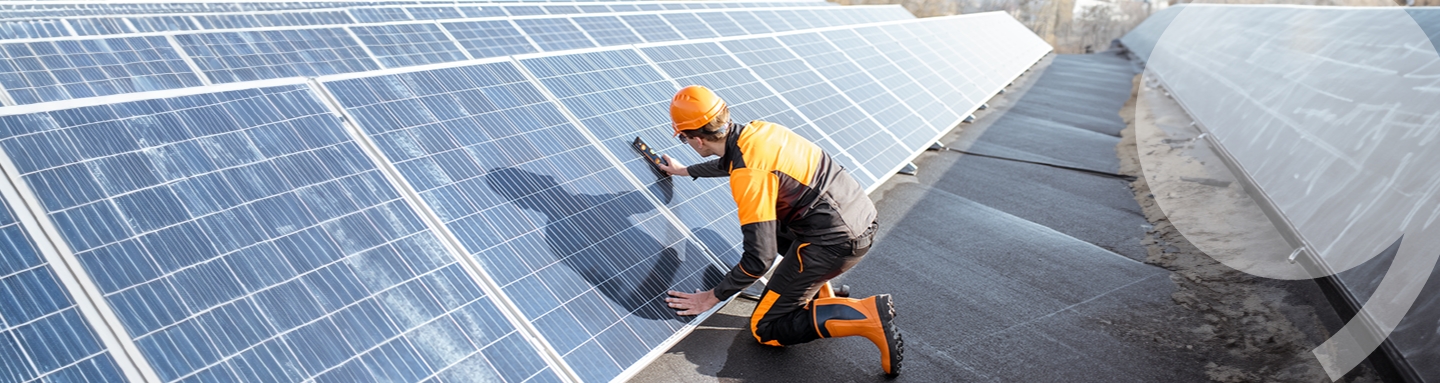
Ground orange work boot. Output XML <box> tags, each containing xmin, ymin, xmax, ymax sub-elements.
<box><xmin>813</xmin><ymin>295</ymin><xmax>903</xmax><ymax>376</ymax></box>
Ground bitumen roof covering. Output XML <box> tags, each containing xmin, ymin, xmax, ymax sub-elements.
<box><xmin>627</xmin><ymin>51</ymin><xmax>1242</xmax><ymax>382</ymax></box>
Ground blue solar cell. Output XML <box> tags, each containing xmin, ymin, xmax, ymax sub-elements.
<box><xmin>578</xmin><ymin>5</ymin><xmax>611</xmax><ymax>13</ymax></box>
<box><xmin>442</xmin><ymin>20</ymin><xmax>538</xmax><ymax>59</ymax></box>
<box><xmin>661</xmin><ymin>13</ymin><xmax>718</xmax><ymax>40</ymax></box>
<box><xmin>176</xmin><ymin>28</ymin><xmax>379</xmax><ymax>84</ymax></box>
<box><xmin>772</xmin><ymin>10</ymin><xmax>814</xmax><ymax>30</ymax></box>
<box><xmin>127</xmin><ymin>16</ymin><xmax>199</xmax><ymax>33</ymax></box>
<box><xmin>723</xmin><ymin>37</ymin><xmax>903</xmax><ymax>186</ymax></box>
<box><xmin>504</xmin><ymin>6</ymin><xmax>546</xmax><ymax>17</ymax></box>
<box><xmin>635</xmin><ymin>4</ymin><xmax>665</xmax><ymax>12</ymax></box>
<box><xmin>865</xmin><ymin>24</ymin><xmax>982</xmax><ymax>115</ymax></box>
<box><xmin>513</xmin><ymin>19</ymin><xmax>596</xmax><ymax>52</ymax></box>
<box><xmin>519</xmin><ymin>48</ymin><xmax>747</xmax><ymax>268</ymax></box>
<box><xmin>0</xmin><ymin>174</ymin><xmax>126</xmax><ymax>383</ymax></box>
<box><xmin>325</xmin><ymin>62</ymin><xmax>724</xmax><ymax>383</ymax></box>
<box><xmin>779</xmin><ymin>32</ymin><xmax>934</xmax><ymax>152</ymax></box>
<box><xmin>722</xmin><ymin>11</ymin><xmax>773</xmax><ymax>35</ymax></box>
<box><xmin>351</xmin><ymin>24</ymin><xmax>468</xmax><ymax>68</ymax></box>
<box><xmin>621</xmin><ymin>14</ymin><xmax>683</xmax><ymax>43</ymax></box>
<box><xmin>695</xmin><ymin>12</ymin><xmax>747</xmax><ymax>37</ymax></box>
<box><xmin>349</xmin><ymin>7</ymin><xmax>412</xmax><ymax>23</ymax></box>
<box><xmin>0</xmin><ymin>84</ymin><xmax>547</xmax><ymax>383</ymax></box>
<box><xmin>543</xmin><ymin>5</ymin><xmax>582</xmax><ymax>15</ymax></box>
<box><xmin>193</xmin><ymin>14</ymin><xmax>263</xmax><ymax>30</ymax></box>
<box><xmin>0</xmin><ymin>36</ymin><xmax>204</xmax><ymax>105</ymax></box>
<box><xmin>572</xmin><ymin>16</ymin><xmax>643</xmax><ymax>47</ymax></box>
<box><xmin>406</xmin><ymin>6</ymin><xmax>464</xmax><ymax>20</ymax></box>
<box><xmin>748</xmin><ymin>10</ymin><xmax>796</xmax><ymax>33</ymax></box>
<box><xmin>661</xmin><ymin>4</ymin><xmax>690</xmax><ymax>11</ymax></box>
<box><xmin>0</xmin><ymin>19</ymin><xmax>70</xmax><ymax>40</ymax></box>
<box><xmin>457</xmin><ymin>6</ymin><xmax>506</xmax><ymax>18</ymax></box>
<box><xmin>68</xmin><ymin>18</ymin><xmax>133</xmax><ymax>36</ymax></box>
<box><xmin>823</xmin><ymin>28</ymin><xmax>957</xmax><ymax>136</ymax></box>
<box><xmin>609</xmin><ymin>4</ymin><xmax>639</xmax><ymax>13</ymax></box>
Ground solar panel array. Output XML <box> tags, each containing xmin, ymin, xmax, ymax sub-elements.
<box><xmin>0</xmin><ymin>1</ymin><xmax>831</xmax><ymax>20</ymax></box>
<box><xmin>0</xmin><ymin>3</ymin><xmax>1050</xmax><ymax>382</ymax></box>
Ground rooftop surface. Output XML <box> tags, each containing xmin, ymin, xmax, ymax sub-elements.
<box><xmin>630</xmin><ymin>51</ymin><xmax>1367</xmax><ymax>382</ymax></box>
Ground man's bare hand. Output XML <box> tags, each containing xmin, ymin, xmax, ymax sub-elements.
<box><xmin>656</xmin><ymin>154</ymin><xmax>688</xmax><ymax>177</ymax></box>
<box><xmin>666</xmin><ymin>289</ymin><xmax>718</xmax><ymax>316</ymax></box>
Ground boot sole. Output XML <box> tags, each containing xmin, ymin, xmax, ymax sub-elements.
<box><xmin>877</xmin><ymin>295</ymin><xmax>903</xmax><ymax>377</ymax></box>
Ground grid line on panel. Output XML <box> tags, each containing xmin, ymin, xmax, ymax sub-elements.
<box><xmin>349</xmin><ymin>23</ymin><xmax>469</xmax><ymax>69</ymax></box>
<box><xmin>515</xmin><ymin>49</ymin><xmax>736</xmax><ymax>272</ymax></box>
<box><xmin>0</xmin><ymin>35</ymin><xmax>205</xmax><ymax>105</ymax></box>
<box><xmin>888</xmin><ymin>23</ymin><xmax>985</xmax><ymax>107</ymax></box>
<box><xmin>430</xmin><ymin>21</ymin><xmax>475</xmax><ymax>61</ymax></box>
<box><xmin>440</xmin><ymin>20</ymin><xmax>538</xmax><ymax>60</ymax></box>
<box><xmin>694</xmin><ymin>12</ymin><xmax>747</xmax><ymax>37</ymax></box>
<box><xmin>717</xmin><ymin>37</ymin><xmax>887</xmax><ymax>186</ymax></box>
<box><xmin>0</xmin><ymin>85</ymin><xmax>543</xmax><ymax>383</ymax></box>
<box><xmin>323</xmin><ymin>61</ymin><xmax>723</xmax><ymax>383</ymax></box>
<box><xmin>822</xmin><ymin>27</ymin><xmax>957</xmax><ymax>135</ymax></box>
<box><xmin>0</xmin><ymin>19</ymin><xmax>71</xmax><ymax>40</ymax></box>
<box><xmin>660</xmin><ymin>13</ymin><xmax>717</xmax><ymax>40</ymax></box>
<box><xmin>163</xmin><ymin>34</ymin><xmax>211</xmax><ymax>87</ymax></box>
<box><xmin>176</xmin><ymin>28</ymin><xmax>380</xmax><ymax>84</ymax></box>
<box><xmin>513</xmin><ymin>18</ymin><xmax>597</xmax><ymax>52</ymax></box>
<box><xmin>779</xmin><ymin>32</ymin><xmax>932</xmax><ymax>154</ymax></box>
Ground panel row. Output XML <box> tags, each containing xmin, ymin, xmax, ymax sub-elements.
<box><xmin>0</xmin><ymin>12</ymin><xmax>1049</xmax><ymax>383</ymax></box>
<box><xmin>0</xmin><ymin>1</ymin><xmax>832</xmax><ymax>39</ymax></box>
<box><xmin>0</xmin><ymin>6</ymin><xmax>913</xmax><ymax>106</ymax></box>
<box><xmin>0</xmin><ymin>0</ymin><xmax>831</xmax><ymax>20</ymax></box>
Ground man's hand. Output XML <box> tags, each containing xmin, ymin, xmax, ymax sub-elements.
<box><xmin>666</xmin><ymin>289</ymin><xmax>719</xmax><ymax>316</ymax></box>
<box><xmin>656</xmin><ymin>154</ymin><xmax>689</xmax><ymax>177</ymax></box>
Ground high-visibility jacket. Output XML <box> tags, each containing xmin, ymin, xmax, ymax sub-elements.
<box><xmin>694</xmin><ymin>121</ymin><xmax>877</xmax><ymax>300</ymax></box>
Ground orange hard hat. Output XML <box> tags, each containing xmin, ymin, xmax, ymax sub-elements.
<box><xmin>670</xmin><ymin>85</ymin><xmax>726</xmax><ymax>136</ymax></box>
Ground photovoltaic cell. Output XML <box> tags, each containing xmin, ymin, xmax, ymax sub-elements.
<box><xmin>513</xmin><ymin>19</ymin><xmax>595</xmax><ymax>52</ymax></box>
<box><xmin>518</xmin><ymin>48</ymin><xmax>744</xmax><ymax>268</ymax></box>
<box><xmin>854</xmin><ymin>25</ymin><xmax>974</xmax><ymax>122</ymax></box>
<box><xmin>67</xmin><ymin>19</ymin><xmax>133</xmax><ymax>36</ymax></box>
<box><xmin>0</xmin><ymin>20</ymin><xmax>70</xmax><ymax>40</ymax></box>
<box><xmin>176</xmin><ymin>29</ymin><xmax>379</xmax><ymax>84</ymax></box>
<box><xmin>127</xmin><ymin>16</ymin><xmax>199</xmax><ymax>33</ymax></box>
<box><xmin>772</xmin><ymin>10</ymin><xmax>814</xmax><ymax>30</ymax></box>
<box><xmin>641</xmin><ymin>41</ymin><xmax>862</xmax><ymax>260</ymax></box>
<box><xmin>722</xmin><ymin>11</ymin><xmax>773</xmax><ymax>35</ymax></box>
<box><xmin>0</xmin><ymin>36</ymin><xmax>204</xmax><ymax>105</ymax></box>
<box><xmin>780</xmin><ymin>32</ymin><xmax>933</xmax><ymax>152</ymax></box>
<box><xmin>578</xmin><ymin>5</ymin><xmax>612</xmax><ymax>13</ymax></box>
<box><xmin>660</xmin><ymin>13</ymin><xmax>717</xmax><ymax>40</ymax></box>
<box><xmin>695</xmin><ymin>12</ymin><xmax>747</xmax><ymax>37</ymax></box>
<box><xmin>620</xmin><ymin>14</ymin><xmax>683</xmax><ymax>43</ymax></box>
<box><xmin>504</xmin><ymin>6</ymin><xmax>546</xmax><ymax>17</ymax></box>
<box><xmin>543</xmin><ymin>6</ymin><xmax>582</xmax><ymax>15</ymax></box>
<box><xmin>349</xmin><ymin>8</ymin><xmax>412</xmax><ymax>23</ymax></box>
<box><xmin>571</xmin><ymin>16</ymin><xmax>643</xmax><ymax>47</ymax></box>
<box><xmin>457</xmin><ymin>6</ymin><xmax>506</xmax><ymax>19</ymax></box>
<box><xmin>351</xmin><ymin>24</ymin><xmax>468</xmax><ymax>68</ymax></box>
<box><xmin>661</xmin><ymin>4</ymin><xmax>690</xmax><ymax>11</ymax></box>
<box><xmin>634</xmin><ymin>4</ymin><xmax>665</xmax><ymax>12</ymax></box>
<box><xmin>0</xmin><ymin>84</ymin><xmax>555</xmax><ymax>383</ymax></box>
<box><xmin>748</xmin><ymin>10</ymin><xmax>796</xmax><ymax>33</ymax></box>
<box><xmin>324</xmin><ymin>61</ymin><xmax>722</xmax><ymax>383</ymax></box>
<box><xmin>608</xmin><ymin>4</ymin><xmax>639</xmax><ymax>13</ymax></box>
<box><xmin>723</xmin><ymin>36</ymin><xmax>904</xmax><ymax>186</ymax></box>
<box><xmin>440</xmin><ymin>20</ymin><xmax>538</xmax><ymax>59</ymax></box>
<box><xmin>879</xmin><ymin>24</ymin><xmax>983</xmax><ymax>112</ymax></box>
<box><xmin>405</xmin><ymin>6</ymin><xmax>464</xmax><ymax>20</ymax></box>
<box><xmin>822</xmin><ymin>28</ymin><xmax>957</xmax><ymax>135</ymax></box>
<box><xmin>0</xmin><ymin>186</ymin><xmax>125</xmax><ymax>383</ymax></box>
<box><xmin>899</xmin><ymin>22</ymin><xmax>987</xmax><ymax>97</ymax></box>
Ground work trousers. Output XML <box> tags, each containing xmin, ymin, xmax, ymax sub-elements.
<box><xmin>750</xmin><ymin>220</ymin><xmax>877</xmax><ymax>346</ymax></box>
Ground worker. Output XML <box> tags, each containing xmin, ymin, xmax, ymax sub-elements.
<box><xmin>658</xmin><ymin>85</ymin><xmax>903</xmax><ymax>376</ymax></box>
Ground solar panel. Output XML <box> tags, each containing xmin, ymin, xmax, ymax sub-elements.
<box><xmin>68</xmin><ymin>18</ymin><xmax>133</xmax><ymax>36</ymax></box>
<box><xmin>0</xmin><ymin>182</ymin><xmax>129</xmax><ymax>383</ymax></box>
<box><xmin>504</xmin><ymin>6</ymin><xmax>547</xmax><ymax>17</ymax></box>
<box><xmin>348</xmin><ymin>8</ymin><xmax>412</xmax><ymax>24</ymax></box>
<box><xmin>0</xmin><ymin>20</ymin><xmax>70</xmax><ymax>40</ymax></box>
<box><xmin>854</xmin><ymin>24</ymin><xmax>976</xmax><ymax>121</ymax></box>
<box><xmin>0</xmin><ymin>83</ymin><xmax>559</xmax><ymax>383</ymax></box>
<box><xmin>660</xmin><ymin>13</ymin><xmax>717</xmax><ymax>40</ymax></box>
<box><xmin>722</xmin><ymin>11</ymin><xmax>774</xmax><ymax>35</ymax></box>
<box><xmin>695</xmin><ymin>12</ymin><xmax>748</xmax><ymax>37</ymax></box>
<box><xmin>607</xmin><ymin>4</ymin><xmax>639</xmax><ymax>13</ymax></box>
<box><xmin>127</xmin><ymin>16</ymin><xmax>200</xmax><ymax>33</ymax></box>
<box><xmin>822</xmin><ymin>28</ymin><xmax>957</xmax><ymax>134</ymax></box>
<box><xmin>620</xmin><ymin>14</ymin><xmax>683</xmax><ymax>43</ymax></box>
<box><xmin>406</xmin><ymin>6</ymin><xmax>464</xmax><ymax>21</ymax></box>
<box><xmin>513</xmin><ymin>18</ymin><xmax>595</xmax><ymax>52</ymax></box>
<box><xmin>321</xmin><ymin>60</ymin><xmax>723</xmax><ymax>383</ymax></box>
<box><xmin>175</xmin><ymin>29</ymin><xmax>378</xmax><ymax>84</ymax></box>
<box><xmin>896</xmin><ymin>22</ymin><xmax>987</xmax><ymax>101</ymax></box>
<box><xmin>457</xmin><ymin>5</ymin><xmax>507</xmax><ymax>19</ymax></box>
<box><xmin>748</xmin><ymin>10</ymin><xmax>796</xmax><ymax>33</ymax></box>
<box><xmin>543</xmin><ymin>6</ymin><xmax>583</xmax><ymax>15</ymax></box>
<box><xmin>779</xmin><ymin>32</ymin><xmax>934</xmax><ymax>152</ymax></box>
<box><xmin>578</xmin><ymin>5</ymin><xmax>612</xmax><ymax>14</ymax></box>
<box><xmin>0</xmin><ymin>36</ymin><xmax>205</xmax><ymax>105</ymax></box>
<box><xmin>571</xmin><ymin>16</ymin><xmax>644</xmax><ymax>47</ymax></box>
<box><xmin>442</xmin><ymin>20</ymin><xmax>539</xmax><ymax>60</ymax></box>
<box><xmin>350</xmin><ymin>24</ymin><xmax>469</xmax><ymax>68</ymax></box>
<box><xmin>722</xmin><ymin>36</ymin><xmax>904</xmax><ymax>186</ymax></box>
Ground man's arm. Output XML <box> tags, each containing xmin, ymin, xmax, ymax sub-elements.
<box><xmin>657</xmin><ymin>155</ymin><xmax>729</xmax><ymax>179</ymax></box>
<box><xmin>712</xmin><ymin>168</ymin><xmax>779</xmax><ymax>300</ymax></box>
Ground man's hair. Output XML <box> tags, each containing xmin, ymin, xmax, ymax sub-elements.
<box><xmin>684</xmin><ymin>106</ymin><xmax>729</xmax><ymax>142</ymax></box>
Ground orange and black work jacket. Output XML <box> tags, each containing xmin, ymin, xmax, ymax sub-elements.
<box><xmin>694</xmin><ymin>121</ymin><xmax>877</xmax><ymax>300</ymax></box>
